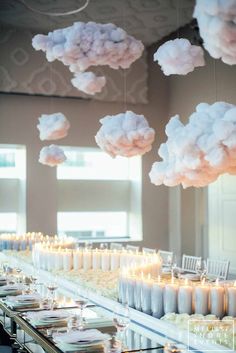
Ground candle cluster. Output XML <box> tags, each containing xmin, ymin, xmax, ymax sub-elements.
<box><xmin>118</xmin><ymin>275</ymin><xmax>236</xmax><ymax>319</ymax></box>
<box><xmin>32</xmin><ymin>247</ymin><xmax>162</xmax><ymax>273</ymax></box>
<box><xmin>0</xmin><ymin>232</ymin><xmax>44</xmax><ymax>251</ymax></box>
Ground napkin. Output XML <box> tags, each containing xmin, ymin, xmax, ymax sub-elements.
<box><xmin>5</xmin><ymin>293</ymin><xmax>41</xmax><ymax>309</ymax></box>
<box><xmin>180</xmin><ymin>273</ymin><xmax>200</xmax><ymax>281</ymax></box>
<box><xmin>53</xmin><ymin>329</ymin><xmax>109</xmax><ymax>345</ymax></box>
<box><xmin>25</xmin><ymin>310</ymin><xmax>69</xmax><ymax>327</ymax></box>
<box><xmin>0</xmin><ymin>284</ymin><xmax>23</xmax><ymax>297</ymax></box>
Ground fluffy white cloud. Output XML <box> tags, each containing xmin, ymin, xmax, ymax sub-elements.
<box><xmin>32</xmin><ymin>21</ymin><xmax>144</xmax><ymax>72</ymax></box>
<box><xmin>95</xmin><ymin>110</ymin><xmax>155</xmax><ymax>158</ymax></box>
<box><xmin>149</xmin><ymin>102</ymin><xmax>236</xmax><ymax>188</ymax></box>
<box><xmin>153</xmin><ymin>38</ymin><xmax>205</xmax><ymax>75</ymax></box>
<box><xmin>39</xmin><ymin>145</ymin><xmax>66</xmax><ymax>167</ymax></box>
<box><xmin>71</xmin><ymin>72</ymin><xmax>106</xmax><ymax>95</ymax></box>
<box><xmin>194</xmin><ymin>0</ymin><xmax>236</xmax><ymax>65</ymax></box>
<box><xmin>37</xmin><ymin>113</ymin><xmax>70</xmax><ymax>141</ymax></box>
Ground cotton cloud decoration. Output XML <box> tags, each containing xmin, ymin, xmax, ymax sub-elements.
<box><xmin>71</xmin><ymin>72</ymin><xmax>106</xmax><ymax>95</ymax></box>
<box><xmin>95</xmin><ymin>110</ymin><xmax>155</xmax><ymax>158</ymax></box>
<box><xmin>32</xmin><ymin>21</ymin><xmax>144</xmax><ymax>72</ymax></box>
<box><xmin>149</xmin><ymin>102</ymin><xmax>236</xmax><ymax>188</ymax></box>
<box><xmin>194</xmin><ymin>0</ymin><xmax>236</xmax><ymax>65</ymax></box>
<box><xmin>37</xmin><ymin>113</ymin><xmax>70</xmax><ymax>141</ymax></box>
<box><xmin>153</xmin><ymin>38</ymin><xmax>205</xmax><ymax>75</ymax></box>
<box><xmin>39</xmin><ymin>145</ymin><xmax>66</xmax><ymax>167</ymax></box>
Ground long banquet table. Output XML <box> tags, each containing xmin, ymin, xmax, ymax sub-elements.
<box><xmin>0</xmin><ymin>252</ymin><xmax>232</xmax><ymax>353</ymax></box>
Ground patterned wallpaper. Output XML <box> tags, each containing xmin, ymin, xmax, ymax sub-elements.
<box><xmin>0</xmin><ymin>28</ymin><xmax>148</xmax><ymax>104</ymax></box>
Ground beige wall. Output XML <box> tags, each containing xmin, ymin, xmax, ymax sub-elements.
<box><xmin>167</xmin><ymin>30</ymin><xmax>236</xmax><ymax>256</ymax></box>
<box><xmin>0</xmin><ymin>43</ymin><xmax>169</xmax><ymax>249</ymax></box>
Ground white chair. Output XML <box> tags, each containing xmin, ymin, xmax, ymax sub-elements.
<box><xmin>126</xmin><ymin>245</ymin><xmax>139</xmax><ymax>252</ymax></box>
<box><xmin>181</xmin><ymin>254</ymin><xmax>202</xmax><ymax>273</ymax></box>
<box><xmin>142</xmin><ymin>247</ymin><xmax>156</xmax><ymax>254</ymax></box>
<box><xmin>158</xmin><ymin>250</ymin><xmax>173</xmax><ymax>266</ymax></box>
<box><xmin>206</xmin><ymin>258</ymin><xmax>230</xmax><ymax>280</ymax></box>
<box><xmin>110</xmin><ymin>242</ymin><xmax>123</xmax><ymax>250</ymax></box>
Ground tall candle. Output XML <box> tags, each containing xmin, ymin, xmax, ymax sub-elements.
<box><xmin>73</xmin><ymin>249</ymin><xmax>83</xmax><ymax>270</ymax></box>
<box><xmin>164</xmin><ymin>278</ymin><xmax>178</xmax><ymax>314</ymax></box>
<box><xmin>55</xmin><ymin>248</ymin><xmax>63</xmax><ymax>270</ymax></box>
<box><xmin>127</xmin><ymin>274</ymin><xmax>136</xmax><ymax>308</ymax></box>
<box><xmin>83</xmin><ymin>249</ymin><xmax>92</xmax><ymax>270</ymax></box>
<box><xmin>63</xmin><ymin>250</ymin><xmax>72</xmax><ymax>271</ymax></box>
<box><xmin>134</xmin><ymin>272</ymin><xmax>143</xmax><ymax>311</ymax></box>
<box><xmin>227</xmin><ymin>281</ymin><xmax>236</xmax><ymax>317</ymax></box>
<box><xmin>195</xmin><ymin>278</ymin><xmax>209</xmax><ymax>315</ymax></box>
<box><xmin>110</xmin><ymin>250</ymin><xmax>120</xmax><ymax>270</ymax></box>
<box><xmin>118</xmin><ymin>271</ymin><xmax>128</xmax><ymax>304</ymax></box>
<box><xmin>178</xmin><ymin>279</ymin><xmax>193</xmax><ymax>314</ymax></box>
<box><xmin>92</xmin><ymin>249</ymin><xmax>101</xmax><ymax>270</ymax></box>
<box><xmin>151</xmin><ymin>276</ymin><xmax>164</xmax><ymax>318</ymax></box>
<box><xmin>101</xmin><ymin>249</ymin><xmax>110</xmax><ymax>271</ymax></box>
<box><xmin>141</xmin><ymin>274</ymin><xmax>153</xmax><ymax>315</ymax></box>
<box><xmin>210</xmin><ymin>278</ymin><xmax>225</xmax><ymax>318</ymax></box>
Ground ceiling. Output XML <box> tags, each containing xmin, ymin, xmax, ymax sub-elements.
<box><xmin>0</xmin><ymin>0</ymin><xmax>195</xmax><ymax>45</ymax></box>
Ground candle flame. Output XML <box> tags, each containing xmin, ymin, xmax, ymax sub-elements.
<box><xmin>201</xmin><ymin>278</ymin><xmax>206</xmax><ymax>285</ymax></box>
<box><xmin>215</xmin><ymin>278</ymin><xmax>219</xmax><ymax>286</ymax></box>
<box><xmin>171</xmin><ymin>276</ymin><xmax>174</xmax><ymax>284</ymax></box>
<box><xmin>148</xmin><ymin>273</ymin><xmax>151</xmax><ymax>280</ymax></box>
<box><xmin>184</xmin><ymin>278</ymin><xmax>189</xmax><ymax>286</ymax></box>
<box><xmin>157</xmin><ymin>275</ymin><xmax>161</xmax><ymax>283</ymax></box>
<box><xmin>234</xmin><ymin>281</ymin><xmax>236</xmax><ymax>287</ymax></box>
<box><xmin>141</xmin><ymin>271</ymin><xmax>144</xmax><ymax>279</ymax></box>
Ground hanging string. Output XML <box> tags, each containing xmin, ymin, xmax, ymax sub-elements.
<box><xmin>213</xmin><ymin>59</ymin><xmax>218</xmax><ymax>101</ymax></box>
<box><xmin>122</xmin><ymin>0</ymin><xmax>127</xmax><ymax>112</ymax></box>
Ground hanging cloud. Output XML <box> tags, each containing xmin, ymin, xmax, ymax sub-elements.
<box><xmin>153</xmin><ymin>38</ymin><xmax>205</xmax><ymax>76</ymax></box>
<box><xmin>194</xmin><ymin>0</ymin><xmax>236</xmax><ymax>65</ymax></box>
<box><xmin>71</xmin><ymin>72</ymin><xmax>106</xmax><ymax>95</ymax></box>
<box><xmin>95</xmin><ymin>110</ymin><xmax>155</xmax><ymax>158</ymax></box>
<box><xmin>149</xmin><ymin>102</ymin><xmax>236</xmax><ymax>188</ymax></box>
<box><xmin>39</xmin><ymin>145</ymin><xmax>66</xmax><ymax>167</ymax></box>
<box><xmin>37</xmin><ymin>113</ymin><xmax>70</xmax><ymax>141</ymax></box>
<box><xmin>32</xmin><ymin>21</ymin><xmax>144</xmax><ymax>72</ymax></box>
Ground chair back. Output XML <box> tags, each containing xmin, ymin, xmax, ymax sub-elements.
<box><xmin>181</xmin><ymin>254</ymin><xmax>202</xmax><ymax>273</ymax></box>
<box><xmin>110</xmin><ymin>242</ymin><xmax>123</xmax><ymax>250</ymax></box>
<box><xmin>142</xmin><ymin>247</ymin><xmax>156</xmax><ymax>254</ymax></box>
<box><xmin>206</xmin><ymin>258</ymin><xmax>230</xmax><ymax>280</ymax></box>
<box><xmin>158</xmin><ymin>250</ymin><xmax>173</xmax><ymax>265</ymax></box>
<box><xmin>126</xmin><ymin>245</ymin><xmax>139</xmax><ymax>252</ymax></box>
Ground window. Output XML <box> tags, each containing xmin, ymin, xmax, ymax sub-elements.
<box><xmin>57</xmin><ymin>147</ymin><xmax>142</xmax><ymax>241</ymax></box>
<box><xmin>0</xmin><ymin>145</ymin><xmax>26</xmax><ymax>234</ymax></box>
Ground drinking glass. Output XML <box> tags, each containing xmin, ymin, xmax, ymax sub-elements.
<box><xmin>46</xmin><ymin>278</ymin><xmax>58</xmax><ymax>310</ymax></box>
<box><xmin>113</xmin><ymin>303</ymin><xmax>130</xmax><ymax>345</ymax></box>
<box><xmin>74</xmin><ymin>287</ymin><xmax>89</xmax><ymax>330</ymax></box>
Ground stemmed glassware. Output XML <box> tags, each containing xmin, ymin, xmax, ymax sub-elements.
<box><xmin>74</xmin><ymin>287</ymin><xmax>89</xmax><ymax>330</ymax></box>
<box><xmin>46</xmin><ymin>277</ymin><xmax>58</xmax><ymax>310</ymax></box>
<box><xmin>196</xmin><ymin>260</ymin><xmax>207</xmax><ymax>281</ymax></box>
<box><xmin>113</xmin><ymin>303</ymin><xmax>130</xmax><ymax>347</ymax></box>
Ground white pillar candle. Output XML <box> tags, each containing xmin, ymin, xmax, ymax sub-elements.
<box><xmin>101</xmin><ymin>249</ymin><xmax>110</xmax><ymax>271</ymax></box>
<box><xmin>141</xmin><ymin>274</ymin><xmax>153</xmax><ymax>315</ymax></box>
<box><xmin>151</xmin><ymin>277</ymin><xmax>165</xmax><ymax>318</ymax></box>
<box><xmin>127</xmin><ymin>274</ymin><xmax>136</xmax><ymax>308</ymax></box>
<box><xmin>83</xmin><ymin>249</ymin><xmax>92</xmax><ymax>270</ymax></box>
<box><xmin>110</xmin><ymin>250</ymin><xmax>120</xmax><ymax>270</ymax></box>
<box><xmin>55</xmin><ymin>248</ymin><xmax>63</xmax><ymax>270</ymax></box>
<box><xmin>63</xmin><ymin>250</ymin><xmax>73</xmax><ymax>271</ymax></box>
<box><xmin>210</xmin><ymin>279</ymin><xmax>225</xmax><ymax>319</ymax></box>
<box><xmin>164</xmin><ymin>279</ymin><xmax>178</xmax><ymax>314</ymax></box>
<box><xmin>227</xmin><ymin>281</ymin><xmax>236</xmax><ymax>317</ymax></box>
<box><xmin>118</xmin><ymin>272</ymin><xmax>128</xmax><ymax>304</ymax></box>
<box><xmin>195</xmin><ymin>279</ymin><xmax>209</xmax><ymax>315</ymax></box>
<box><xmin>92</xmin><ymin>249</ymin><xmax>101</xmax><ymax>270</ymax></box>
<box><xmin>178</xmin><ymin>279</ymin><xmax>193</xmax><ymax>314</ymax></box>
<box><xmin>120</xmin><ymin>250</ymin><xmax>128</xmax><ymax>269</ymax></box>
<box><xmin>73</xmin><ymin>249</ymin><xmax>83</xmax><ymax>270</ymax></box>
<box><xmin>134</xmin><ymin>273</ymin><xmax>143</xmax><ymax>311</ymax></box>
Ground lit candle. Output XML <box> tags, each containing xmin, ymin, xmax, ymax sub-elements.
<box><xmin>101</xmin><ymin>249</ymin><xmax>110</xmax><ymax>271</ymax></box>
<box><xmin>110</xmin><ymin>250</ymin><xmax>120</xmax><ymax>270</ymax></box>
<box><xmin>73</xmin><ymin>249</ymin><xmax>83</xmax><ymax>270</ymax></box>
<box><xmin>141</xmin><ymin>274</ymin><xmax>153</xmax><ymax>315</ymax></box>
<box><xmin>83</xmin><ymin>249</ymin><xmax>92</xmax><ymax>270</ymax></box>
<box><xmin>127</xmin><ymin>273</ymin><xmax>136</xmax><ymax>308</ymax></box>
<box><xmin>151</xmin><ymin>276</ymin><xmax>165</xmax><ymax>318</ymax></box>
<box><xmin>164</xmin><ymin>278</ymin><xmax>178</xmax><ymax>314</ymax></box>
<box><xmin>210</xmin><ymin>278</ymin><xmax>225</xmax><ymax>318</ymax></box>
<box><xmin>178</xmin><ymin>278</ymin><xmax>193</xmax><ymax>314</ymax></box>
<box><xmin>92</xmin><ymin>249</ymin><xmax>101</xmax><ymax>270</ymax></box>
<box><xmin>63</xmin><ymin>249</ymin><xmax>73</xmax><ymax>271</ymax></box>
<box><xmin>227</xmin><ymin>281</ymin><xmax>236</xmax><ymax>317</ymax></box>
<box><xmin>134</xmin><ymin>272</ymin><xmax>143</xmax><ymax>311</ymax></box>
<box><xmin>118</xmin><ymin>270</ymin><xmax>128</xmax><ymax>304</ymax></box>
<box><xmin>55</xmin><ymin>247</ymin><xmax>63</xmax><ymax>270</ymax></box>
<box><xmin>195</xmin><ymin>278</ymin><xmax>209</xmax><ymax>315</ymax></box>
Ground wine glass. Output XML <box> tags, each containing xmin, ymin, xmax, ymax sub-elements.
<box><xmin>113</xmin><ymin>303</ymin><xmax>130</xmax><ymax>346</ymax></box>
<box><xmin>46</xmin><ymin>278</ymin><xmax>58</xmax><ymax>310</ymax></box>
<box><xmin>74</xmin><ymin>287</ymin><xmax>89</xmax><ymax>330</ymax></box>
